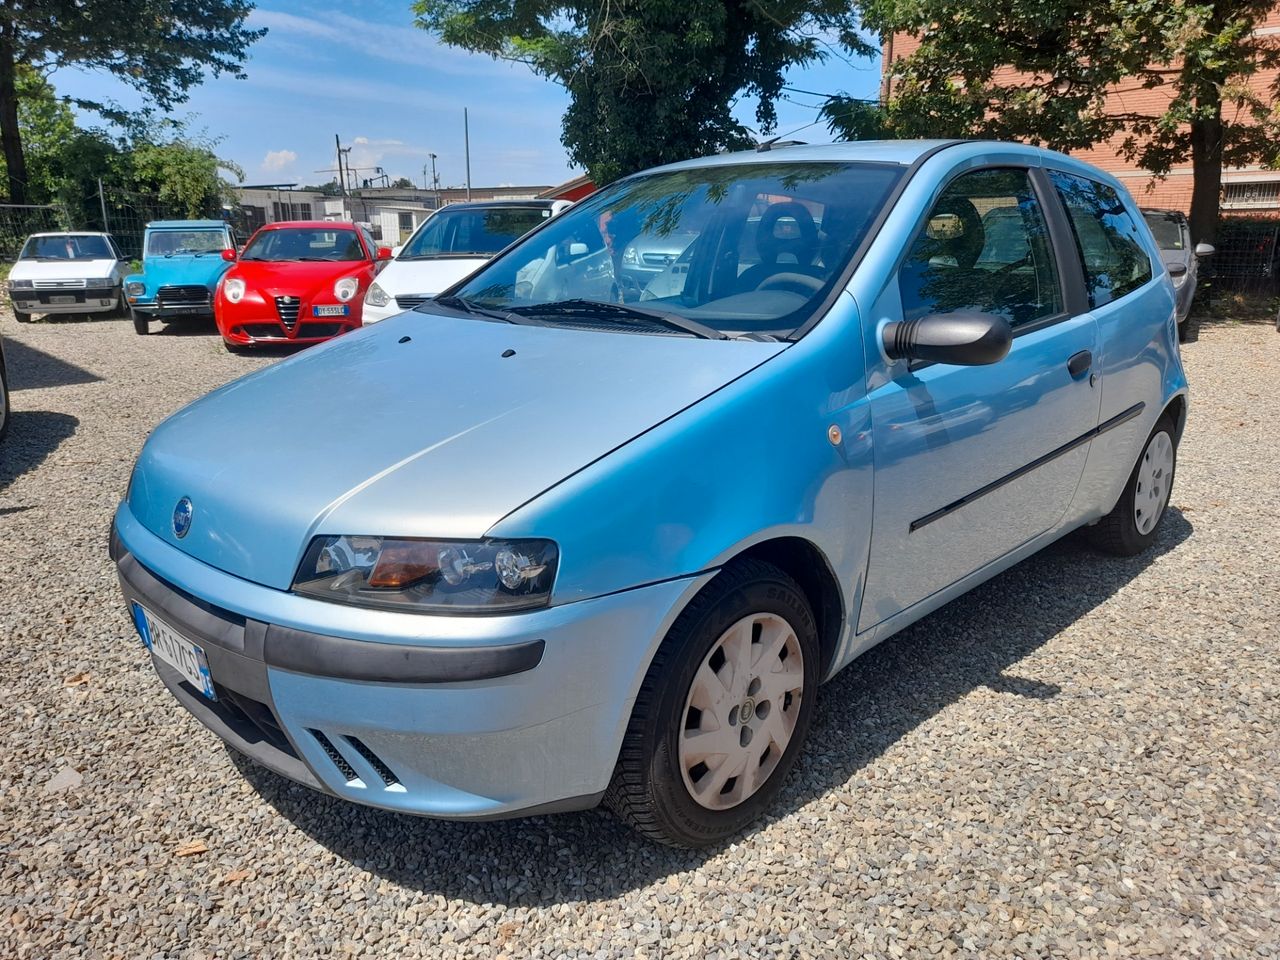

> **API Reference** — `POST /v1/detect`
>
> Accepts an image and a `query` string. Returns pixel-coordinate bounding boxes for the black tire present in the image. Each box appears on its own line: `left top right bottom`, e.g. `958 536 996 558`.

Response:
1088 413 1178 556
131 309 149 335
1178 313 1199 343
606 558 820 848
13 309 32 323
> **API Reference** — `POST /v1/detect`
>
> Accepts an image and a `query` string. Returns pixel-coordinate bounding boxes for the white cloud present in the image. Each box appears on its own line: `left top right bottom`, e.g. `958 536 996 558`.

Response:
262 149 298 172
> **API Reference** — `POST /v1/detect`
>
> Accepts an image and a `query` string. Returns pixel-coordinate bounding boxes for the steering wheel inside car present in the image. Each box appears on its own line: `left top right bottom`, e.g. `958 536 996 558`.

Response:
754 272 825 294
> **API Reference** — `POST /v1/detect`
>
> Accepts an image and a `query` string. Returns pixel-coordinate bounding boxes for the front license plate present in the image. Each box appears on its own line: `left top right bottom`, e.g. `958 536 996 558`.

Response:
49 295 76 304
134 604 217 701
313 304 349 317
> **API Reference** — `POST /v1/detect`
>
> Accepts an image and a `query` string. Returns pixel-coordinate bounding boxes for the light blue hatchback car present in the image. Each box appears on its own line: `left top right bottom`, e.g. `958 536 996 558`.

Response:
112 141 1187 847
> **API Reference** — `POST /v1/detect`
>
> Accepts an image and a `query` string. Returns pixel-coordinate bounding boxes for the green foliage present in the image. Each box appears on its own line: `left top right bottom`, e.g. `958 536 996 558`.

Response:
0 0 264 202
414 0 870 185
390 176 416 189
845 0 1280 239
129 134 245 217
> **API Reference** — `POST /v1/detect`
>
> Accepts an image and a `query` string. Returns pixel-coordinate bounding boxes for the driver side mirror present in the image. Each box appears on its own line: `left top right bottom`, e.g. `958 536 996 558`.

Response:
1194 242 1215 258
376 246 393 261
220 249 237 262
883 311 1012 366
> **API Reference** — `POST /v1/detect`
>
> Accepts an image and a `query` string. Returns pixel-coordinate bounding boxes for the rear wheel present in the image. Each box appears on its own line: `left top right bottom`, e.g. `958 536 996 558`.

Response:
607 559 819 847
131 309 149 335
1088 413 1177 556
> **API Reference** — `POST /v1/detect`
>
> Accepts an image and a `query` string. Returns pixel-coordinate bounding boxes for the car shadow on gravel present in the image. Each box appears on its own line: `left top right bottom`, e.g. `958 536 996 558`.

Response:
233 509 1192 905
3 338 101 390
0 410 79 493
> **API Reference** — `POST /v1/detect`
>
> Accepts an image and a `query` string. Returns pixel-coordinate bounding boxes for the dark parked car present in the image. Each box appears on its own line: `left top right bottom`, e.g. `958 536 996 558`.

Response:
1142 209 1214 340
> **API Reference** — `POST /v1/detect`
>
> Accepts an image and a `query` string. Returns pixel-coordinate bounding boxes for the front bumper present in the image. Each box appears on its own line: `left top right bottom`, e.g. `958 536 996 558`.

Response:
111 503 705 819
12 290 118 314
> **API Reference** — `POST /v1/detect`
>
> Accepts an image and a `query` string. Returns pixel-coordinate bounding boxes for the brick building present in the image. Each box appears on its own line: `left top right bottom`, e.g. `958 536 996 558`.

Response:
882 13 1280 217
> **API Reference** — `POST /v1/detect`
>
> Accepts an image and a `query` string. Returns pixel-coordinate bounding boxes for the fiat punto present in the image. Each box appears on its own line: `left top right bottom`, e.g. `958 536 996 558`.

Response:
112 141 1187 847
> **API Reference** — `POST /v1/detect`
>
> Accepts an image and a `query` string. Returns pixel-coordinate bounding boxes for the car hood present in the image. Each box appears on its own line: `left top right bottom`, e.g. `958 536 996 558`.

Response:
377 256 488 297
9 259 117 281
129 311 783 589
230 260 364 296
137 255 230 288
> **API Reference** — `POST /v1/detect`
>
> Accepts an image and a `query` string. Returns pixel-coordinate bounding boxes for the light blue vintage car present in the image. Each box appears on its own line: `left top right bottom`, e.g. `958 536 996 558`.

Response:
112 141 1186 847
124 220 236 335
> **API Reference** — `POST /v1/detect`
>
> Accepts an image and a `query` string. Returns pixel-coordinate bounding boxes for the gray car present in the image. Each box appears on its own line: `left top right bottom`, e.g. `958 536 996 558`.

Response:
1142 209 1214 340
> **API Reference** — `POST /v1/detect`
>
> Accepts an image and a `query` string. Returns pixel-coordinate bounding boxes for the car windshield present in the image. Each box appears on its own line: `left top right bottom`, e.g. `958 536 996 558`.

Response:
20 235 114 260
450 161 904 338
401 206 552 259
1143 214 1185 251
241 228 365 262
146 229 228 257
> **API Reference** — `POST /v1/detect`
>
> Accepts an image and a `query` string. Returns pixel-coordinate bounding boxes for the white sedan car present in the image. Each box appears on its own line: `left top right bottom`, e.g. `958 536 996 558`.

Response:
363 200 570 323
7 232 130 320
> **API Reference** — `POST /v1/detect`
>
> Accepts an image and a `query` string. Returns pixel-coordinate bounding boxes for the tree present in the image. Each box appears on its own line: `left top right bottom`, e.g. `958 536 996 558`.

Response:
129 135 245 217
390 176 416 189
844 0 1280 242
0 0 265 203
415 0 868 185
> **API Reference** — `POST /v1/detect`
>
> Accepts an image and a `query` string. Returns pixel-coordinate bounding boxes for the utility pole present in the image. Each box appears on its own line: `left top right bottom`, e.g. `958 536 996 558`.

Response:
464 109 472 201
97 178 109 233
335 134 346 196
429 153 439 207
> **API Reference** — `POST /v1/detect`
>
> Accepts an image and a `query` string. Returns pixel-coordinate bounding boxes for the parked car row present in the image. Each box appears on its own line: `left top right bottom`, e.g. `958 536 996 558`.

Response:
6 199 571 351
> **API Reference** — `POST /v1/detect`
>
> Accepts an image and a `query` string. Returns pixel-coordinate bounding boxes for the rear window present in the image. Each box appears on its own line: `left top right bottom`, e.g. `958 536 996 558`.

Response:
401 207 551 259
1050 172 1153 308
1143 213 1185 251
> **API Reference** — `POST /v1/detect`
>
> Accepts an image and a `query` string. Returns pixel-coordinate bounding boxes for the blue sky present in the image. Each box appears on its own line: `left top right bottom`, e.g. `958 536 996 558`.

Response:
49 0 882 190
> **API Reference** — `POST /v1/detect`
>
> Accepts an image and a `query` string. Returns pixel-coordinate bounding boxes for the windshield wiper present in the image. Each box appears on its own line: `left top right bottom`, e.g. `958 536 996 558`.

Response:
513 299 727 340
434 294 542 326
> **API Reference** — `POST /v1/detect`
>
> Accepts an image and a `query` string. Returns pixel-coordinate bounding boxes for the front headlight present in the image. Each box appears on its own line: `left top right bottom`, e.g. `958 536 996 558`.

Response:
292 536 559 613
84 277 116 289
8 279 33 289
125 281 145 297
223 277 246 303
622 246 638 265
334 276 360 302
365 281 390 308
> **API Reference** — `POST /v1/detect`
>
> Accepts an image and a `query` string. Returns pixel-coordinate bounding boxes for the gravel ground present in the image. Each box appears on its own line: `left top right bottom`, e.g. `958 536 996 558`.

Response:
1 309 1277 959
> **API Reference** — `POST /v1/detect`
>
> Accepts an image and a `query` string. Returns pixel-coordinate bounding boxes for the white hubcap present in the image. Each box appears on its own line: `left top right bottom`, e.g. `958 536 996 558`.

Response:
1134 430 1174 535
678 613 804 810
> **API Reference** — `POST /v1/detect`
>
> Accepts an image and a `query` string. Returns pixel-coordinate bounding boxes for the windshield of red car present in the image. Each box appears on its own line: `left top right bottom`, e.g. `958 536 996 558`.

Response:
20 235 114 261
399 207 551 259
241 228 365 262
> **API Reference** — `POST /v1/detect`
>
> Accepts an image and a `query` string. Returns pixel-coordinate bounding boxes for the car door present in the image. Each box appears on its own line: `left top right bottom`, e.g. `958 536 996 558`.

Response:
857 165 1102 632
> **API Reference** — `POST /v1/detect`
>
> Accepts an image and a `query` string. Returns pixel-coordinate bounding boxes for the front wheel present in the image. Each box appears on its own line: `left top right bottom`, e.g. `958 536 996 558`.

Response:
131 309 149 335
1088 413 1177 556
13 309 31 323
607 559 819 847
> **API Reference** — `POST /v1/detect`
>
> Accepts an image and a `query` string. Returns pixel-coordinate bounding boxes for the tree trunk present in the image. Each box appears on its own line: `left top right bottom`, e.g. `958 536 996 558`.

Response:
1187 111 1223 246
0 27 26 205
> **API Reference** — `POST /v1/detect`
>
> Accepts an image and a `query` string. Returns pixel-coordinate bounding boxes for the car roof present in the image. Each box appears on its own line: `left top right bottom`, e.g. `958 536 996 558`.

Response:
260 220 359 230
27 231 112 238
637 140 965 176
432 200 555 211
146 219 228 230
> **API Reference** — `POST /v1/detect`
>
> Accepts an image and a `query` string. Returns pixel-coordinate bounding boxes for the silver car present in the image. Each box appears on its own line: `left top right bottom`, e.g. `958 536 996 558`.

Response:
1142 209 1214 340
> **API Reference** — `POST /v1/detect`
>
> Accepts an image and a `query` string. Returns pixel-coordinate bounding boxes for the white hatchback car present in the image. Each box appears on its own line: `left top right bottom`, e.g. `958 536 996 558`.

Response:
363 200 570 323
8 232 129 320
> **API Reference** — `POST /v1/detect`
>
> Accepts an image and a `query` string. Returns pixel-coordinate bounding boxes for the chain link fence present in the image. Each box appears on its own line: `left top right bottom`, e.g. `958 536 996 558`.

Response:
0 203 71 261
1207 219 1280 298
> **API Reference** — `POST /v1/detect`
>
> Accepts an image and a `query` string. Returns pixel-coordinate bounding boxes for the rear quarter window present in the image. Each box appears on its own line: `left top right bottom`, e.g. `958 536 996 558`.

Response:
1049 171 1153 308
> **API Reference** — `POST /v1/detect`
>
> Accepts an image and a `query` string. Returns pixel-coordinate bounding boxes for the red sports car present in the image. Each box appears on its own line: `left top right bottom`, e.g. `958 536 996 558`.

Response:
215 221 390 349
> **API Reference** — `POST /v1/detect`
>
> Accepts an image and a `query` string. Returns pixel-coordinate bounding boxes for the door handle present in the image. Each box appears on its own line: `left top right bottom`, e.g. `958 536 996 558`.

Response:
1067 350 1093 378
